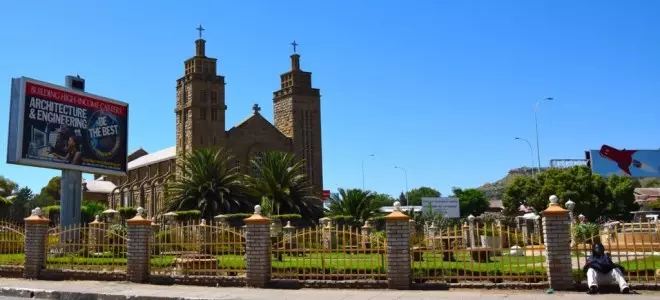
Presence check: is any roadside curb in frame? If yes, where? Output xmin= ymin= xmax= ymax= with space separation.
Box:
xmin=0 ymin=287 xmax=218 ymax=300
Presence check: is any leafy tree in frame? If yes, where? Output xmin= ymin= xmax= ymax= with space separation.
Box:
xmin=246 ymin=151 xmax=321 ymax=221
xmin=40 ymin=176 xmax=61 ymax=202
xmin=502 ymin=166 xmax=639 ymax=222
xmin=397 ymin=192 xmax=407 ymax=204
xmin=0 ymin=176 xmax=17 ymax=197
xmin=9 ymin=187 xmax=33 ymax=222
xmin=166 ymin=148 xmax=245 ymax=220
xmin=372 ymin=192 xmax=395 ymax=207
xmin=452 ymin=187 xmax=489 ymax=218
xmin=325 ymin=188 xmax=381 ymax=223
xmin=406 ymin=186 xmax=441 ymax=206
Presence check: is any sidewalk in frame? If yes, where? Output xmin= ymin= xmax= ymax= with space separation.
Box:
xmin=0 ymin=278 xmax=658 ymax=300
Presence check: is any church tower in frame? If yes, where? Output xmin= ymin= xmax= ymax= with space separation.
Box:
xmin=273 ymin=42 xmax=323 ymax=195
xmin=175 ymin=26 xmax=227 ymax=172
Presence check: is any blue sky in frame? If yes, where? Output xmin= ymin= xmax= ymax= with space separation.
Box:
xmin=1 ymin=0 xmax=659 ymax=198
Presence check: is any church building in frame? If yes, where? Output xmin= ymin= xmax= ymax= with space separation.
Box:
xmin=105 ymin=28 xmax=323 ymax=216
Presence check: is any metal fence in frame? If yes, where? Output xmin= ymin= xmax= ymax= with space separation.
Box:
xmin=0 ymin=220 xmax=25 ymax=267
xmin=45 ymin=223 xmax=127 ymax=272
xmin=150 ymin=221 xmax=246 ymax=276
xmin=271 ymin=223 xmax=387 ymax=280
xmin=411 ymin=223 xmax=547 ymax=283
xmin=573 ymin=221 xmax=660 ymax=285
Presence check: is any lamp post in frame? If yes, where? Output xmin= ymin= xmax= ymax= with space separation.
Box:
xmin=515 ymin=137 xmax=536 ymax=177
xmin=534 ymin=97 xmax=553 ymax=173
xmin=362 ymin=154 xmax=375 ymax=190
xmin=565 ymin=199 xmax=576 ymax=223
xmin=394 ymin=166 xmax=409 ymax=207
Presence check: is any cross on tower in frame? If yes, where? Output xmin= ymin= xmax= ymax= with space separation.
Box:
xmin=196 ymin=25 xmax=205 ymax=39
xmin=291 ymin=40 xmax=298 ymax=53
xmin=252 ymin=104 xmax=261 ymax=114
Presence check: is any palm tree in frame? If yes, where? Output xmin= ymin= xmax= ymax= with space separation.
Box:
xmin=325 ymin=188 xmax=382 ymax=224
xmin=165 ymin=147 xmax=245 ymax=220
xmin=246 ymin=151 xmax=321 ymax=220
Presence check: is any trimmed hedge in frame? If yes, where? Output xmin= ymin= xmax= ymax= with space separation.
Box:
xmin=175 ymin=210 xmax=201 ymax=221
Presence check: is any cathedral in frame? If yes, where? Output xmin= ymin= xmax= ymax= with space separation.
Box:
xmin=104 ymin=29 xmax=323 ymax=216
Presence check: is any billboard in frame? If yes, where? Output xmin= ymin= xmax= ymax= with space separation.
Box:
xmin=421 ymin=197 xmax=460 ymax=218
xmin=588 ymin=144 xmax=660 ymax=178
xmin=7 ymin=77 xmax=128 ymax=176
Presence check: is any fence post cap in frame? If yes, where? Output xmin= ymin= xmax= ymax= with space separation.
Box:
xmin=244 ymin=205 xmax=271 ymax=224
xmin=24 ymin=207 xmax=50 ymax=224
xmin=127 ymin=207 xmax=151 ymax=225
xmin=385 ymin=201 xmax=410 ymax=221
xmin=90 ymin=215 xmax=103 ymax=224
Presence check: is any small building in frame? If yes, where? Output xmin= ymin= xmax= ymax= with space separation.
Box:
xmin=82 ymin=177 xmax=116 ymax=203
xmin=487 ymin=199 xmax=503 ymax=212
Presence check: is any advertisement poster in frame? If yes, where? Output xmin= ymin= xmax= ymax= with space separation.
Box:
xmin=589 ymin=145 xmax=660 ymax=178
xmin=7 ymin=77 xmax=128 ymax=175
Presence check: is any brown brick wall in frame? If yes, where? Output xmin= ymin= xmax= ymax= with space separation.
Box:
xmin=542 ymin=214 xmax=573 ymax=290
xmin=385 ymin=219 xmax=412 ymax=289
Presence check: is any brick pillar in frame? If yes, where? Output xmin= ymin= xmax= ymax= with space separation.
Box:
xmin=24 ymin=208 xmax=49 ymax=279
xmin=542 ymin=195 xmax=573 ymax=290
xmin=88 ymin=215 xmax=106 ymax=253
xmin=126 ymin=207 xmax=151 ymax=283
xmin=385 ymin=201 xmax=411 ymax=289
xmin=244 ymin=205 xmax=271 ymax=288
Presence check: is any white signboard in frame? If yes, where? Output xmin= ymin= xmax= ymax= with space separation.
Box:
xmin=421 ymin=197 xmax=460 ymax=218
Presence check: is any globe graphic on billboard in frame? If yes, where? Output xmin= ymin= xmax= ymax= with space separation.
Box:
xmin=87 ymin=111 xmax=122 ymax=160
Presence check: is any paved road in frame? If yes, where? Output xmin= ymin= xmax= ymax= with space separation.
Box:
xmin=0 ymin=297 xmax=45 ymax=300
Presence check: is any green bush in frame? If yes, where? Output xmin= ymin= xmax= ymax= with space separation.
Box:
xmin=175 ymin=210 xmax=201 ymax=222
xmin=43 ymin=205 xmax=60 ymax=219
xmin=573 ymin=222 xmax=600 ymax=244
xmin=81 ymin=200 xmax=108 ymax=223
xmin=648 ymin=200 xmax=660 ymax=210
xmin=118 ymin=207 xmax=138 ymax=220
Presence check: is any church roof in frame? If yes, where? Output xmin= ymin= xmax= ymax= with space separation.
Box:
xmin=83 ymin=178 xmax=117 ymax=194
xmin=127 ymin=146 xmax=176 ymax=170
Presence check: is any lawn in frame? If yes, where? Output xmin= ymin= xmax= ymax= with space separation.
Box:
xmin=0 ymin=250 xmax=550 ymax=281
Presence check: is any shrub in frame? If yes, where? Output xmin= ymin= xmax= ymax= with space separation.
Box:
xmin=175 ymin=210 xmax=201 ymax=222
xmin=118 ymin=207 xmax=138 ymax=220
xmin=573 ymin=222 xmax=600 ymax=244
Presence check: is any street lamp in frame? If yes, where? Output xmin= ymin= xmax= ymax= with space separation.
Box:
xmin=394 ymin=166 xmax=409 ymax=207
xmin=515 ymin=137 xmax=536 ymax=177
xmin=565 ymin=199 xmax=576 ymax=223
xmin=362 ymin=154 xmax=375 ymax=190
xmin=534 ymin=97 xmax=553 ymax=173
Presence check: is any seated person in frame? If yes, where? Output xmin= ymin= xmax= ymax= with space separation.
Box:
xmin=582 ymin=242 xmax=630 ymax=294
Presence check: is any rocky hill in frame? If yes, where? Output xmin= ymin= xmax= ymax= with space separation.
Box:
xmin=477 ymin=167 xmax=538 ymax=200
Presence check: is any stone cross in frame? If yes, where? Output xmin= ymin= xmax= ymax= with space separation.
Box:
xmin=252 ymin=104 xmax=261 ymax=114
xmin=196 ymin=25 xmax=205 ymax=39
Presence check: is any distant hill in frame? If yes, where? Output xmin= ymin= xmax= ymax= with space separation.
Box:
xmin=477 ymin=167 xmax=660 ymax=200
xmin=477 ymin=167 xmax=539 ymax=200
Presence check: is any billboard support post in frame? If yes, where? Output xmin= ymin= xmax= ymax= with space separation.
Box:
xmin=60 ymin=75 xmax=85 ymax=235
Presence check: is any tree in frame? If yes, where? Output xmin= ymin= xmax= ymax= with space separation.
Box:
xmin=372 ymin=193 xmax=395 ymax=207
xmin=246 ymin=151 xmax=322 ymax=220
xmin=325 ymin=188 xmax=381 ymax=223
xmin=39 ymin=176 xmax=61 ymax=202
xmin=502 ymin=166 xmax=639 ymax=222
xmin=406 ymin=186 xmax=441 ymax=206
xmin=166 ymin=148 xmax=245 ymax=220
xmin=9 ymin=187 xmax=33 ymax=222
xmin=0 ymin=176 xmax=17 ymax=197
xmin=452 ymin=187 xmax=489 ymax=218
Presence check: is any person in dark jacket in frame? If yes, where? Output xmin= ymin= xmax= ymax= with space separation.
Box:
xmin=582 ymin=242 xmax=630 ymax=294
